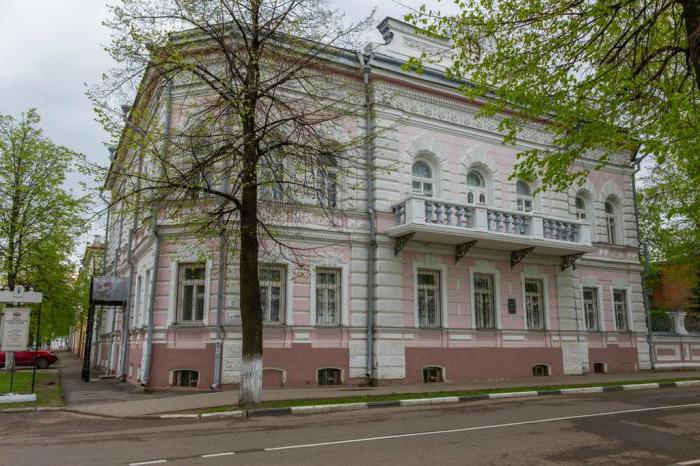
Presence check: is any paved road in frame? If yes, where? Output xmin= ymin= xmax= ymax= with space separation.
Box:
xmin=2 ymin=387 xmax=700 ymax=465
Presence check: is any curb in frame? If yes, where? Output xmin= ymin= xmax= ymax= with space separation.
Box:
xmin=156 ymin=379 xmax=700 ymax=420
xmin=3 ymin=379 xmax=699 ymax=419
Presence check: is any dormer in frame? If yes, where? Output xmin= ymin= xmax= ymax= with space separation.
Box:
xmin=369 ymin=17 xmax=453 ymax=68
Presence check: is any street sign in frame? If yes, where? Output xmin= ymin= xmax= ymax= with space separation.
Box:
xmin=1 ymin=308 xmax=31 ymax=351
xmin=0 ymin=285 xmax=43 ymax=304
xmin=92 ymin=276 xmax=129 ymax=305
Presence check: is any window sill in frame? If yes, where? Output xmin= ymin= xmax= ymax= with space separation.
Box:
xmin=170 ymin=322 xmax=206 ymax=329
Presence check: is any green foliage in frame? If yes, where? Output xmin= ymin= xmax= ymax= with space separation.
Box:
xmin=408 ymin=0 xmax=700 ymax=266
xmin=0 ymin=109 xmax=90 ymax=341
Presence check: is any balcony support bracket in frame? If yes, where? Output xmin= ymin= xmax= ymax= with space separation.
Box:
xmin=455 ymin=240 xmax=478 ymax=264
xmin=561 ymin=252 xmax=586 ymax=271
xmin=394 ymin=233 xmax=415 ymax=256
xmin=510 ymin=247 xmax=535 ymax=269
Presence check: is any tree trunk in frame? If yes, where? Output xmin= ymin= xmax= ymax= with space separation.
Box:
xmin=238 ymin=148 xmax=262 ymax=405
xmin=682 ymin=0 xmax=700 ymax=91
xmin=237 ymin=0 xmax=263 ymax=408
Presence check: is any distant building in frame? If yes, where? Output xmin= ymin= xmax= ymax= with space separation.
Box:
xmin=67 ymin=236 xmax=105 ymax=362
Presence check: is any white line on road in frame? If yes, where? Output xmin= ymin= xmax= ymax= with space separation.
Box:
xmin=201 ymin=452 xmax=235 ymax=458
xmin=129 ymin=460 xmax=167 ymax=466
xmin=264 ymin=402 xmax=700 ymax=452
xmin=676 ymin=460 xmax=700 ymax=466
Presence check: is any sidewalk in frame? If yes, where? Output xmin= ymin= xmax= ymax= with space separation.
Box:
xmin=58 ymin=352 xmax=192 ymax=407
xmin=66 ymin=367 xmax=700 ymax=418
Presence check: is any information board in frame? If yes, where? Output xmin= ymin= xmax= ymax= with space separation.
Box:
xmin=1 ymin=307 xmax=31 ymax=352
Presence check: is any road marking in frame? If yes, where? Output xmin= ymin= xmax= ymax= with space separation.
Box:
xmin=201 ymin=452 xmax=235 ymax=458
xmin=676 ymin=460 xmax=700 ymax=466
xmin=129 ymin=461 xmax=167 ymax=466
xmin=264 ymin=402 xmax=700 ymax=452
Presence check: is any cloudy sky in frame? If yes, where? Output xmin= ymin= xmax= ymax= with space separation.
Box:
xmin=0 ymin=0 xmax=443 ymax=253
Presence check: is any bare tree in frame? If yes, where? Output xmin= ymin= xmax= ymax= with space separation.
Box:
xmin=94 ymin=0 xmax=373 ymax=405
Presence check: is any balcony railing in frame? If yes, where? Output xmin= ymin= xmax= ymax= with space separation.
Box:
xmin=390 ymin=197 xmax=592 ymax=256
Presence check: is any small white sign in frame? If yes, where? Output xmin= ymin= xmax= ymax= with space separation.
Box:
xmin=1 ymin=308 xmax=31 ymax=352
xmin=0 ymin=286 xmax=43 ymax=304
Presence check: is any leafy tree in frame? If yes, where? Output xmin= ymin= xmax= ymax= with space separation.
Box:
xmin=0 ymin=109 xmax=90 ymax=344
xmin=406 ymin=0 xmax=700 ymax=190
xmin=96 ymin=0 xmax=372 ymax=405
xmin=408 ymin=0 xmax=700 ymax=277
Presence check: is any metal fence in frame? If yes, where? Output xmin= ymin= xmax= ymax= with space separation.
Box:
xmin=649 ymin=313 xmax=673 ymax=333
xmin=685 ymin=316 xmax=700 ymax=334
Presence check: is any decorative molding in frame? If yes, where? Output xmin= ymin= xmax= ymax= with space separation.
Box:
xmin=510 ymin=247 xmax=535 ymax=269
xmin=455 ymin=240 xmax=478 ymax=264
xmin=394 ymin=232 xmax=415 ymax=256
xmin=561 ymin=252 xmax=587 ymax=271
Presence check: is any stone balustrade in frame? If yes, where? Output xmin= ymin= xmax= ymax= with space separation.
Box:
xmin=392 ymin=197 xmax=591 ymax=246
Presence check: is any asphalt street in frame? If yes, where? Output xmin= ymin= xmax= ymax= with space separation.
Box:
xmin=2 ymin=387 xmax=700 ymax=465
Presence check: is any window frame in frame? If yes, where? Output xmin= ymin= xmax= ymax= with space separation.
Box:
xmin=416 ymin=269 xmax=442 ymax=328
xmin=582 ymin=286 xmax=601 ymax=332
xmin=466 ymin=169 xmax=488 ymax=205
xmin=259 ymin=265 xmax=286 ymax=325
xmin=314 ymin=267 xmax=342 ymax=327
xmin=612 ymin=288 xmax=630 ymax=332
xmin=411 ymin=160 xmax=435 ymax=197
xmin=516 ymin=180 xmax=533 ymax=212
xmin=575 ymin=196 xmax=587 ymax=220
xmin=524 ymin=278 xmax=546 ymax=330
xmin=176 ymin=262 xmax=207 ymax=324
xmin=604 ymin=200 xmax=617 ymax=244
xmin=473 ymin=272 xmax=497 ymax=329
xmin=172 ymin=369 xmax=199 ymax=388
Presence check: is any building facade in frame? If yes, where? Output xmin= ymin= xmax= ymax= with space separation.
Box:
xmin=98 ymin=18 xmax=650 ymax=390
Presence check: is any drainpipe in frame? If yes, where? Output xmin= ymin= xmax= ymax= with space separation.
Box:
xmin=358 ymin=51 xmax=377 ymax=382
xmin=118 ymin=118 xmax=146 ymax=380
xmin=212 ymin=230 xmax=228 ymax=389
xmin=631 ymin=150 xmax=655 ymax=368
xmin=143 ymin=78 xmax=173 ymax=387
xmin=106 ymin=207 xmax=124 ymax=373
xmin=141 ymin=219 xmax=160 ymax=387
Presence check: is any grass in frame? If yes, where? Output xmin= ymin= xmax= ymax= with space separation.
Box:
xmin=0 ymin=369 xmax=64 ymax=409
xmin=188 ymin=376 xmax=700 ymax=415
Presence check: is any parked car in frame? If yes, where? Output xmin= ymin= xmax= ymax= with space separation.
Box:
xmin=0 ymin=349 xmax=58 ymax=369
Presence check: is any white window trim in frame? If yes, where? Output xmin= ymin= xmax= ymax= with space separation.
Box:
xmin=412 ymin=263 xmax=449 ymax=328
xmin=309 ymin=264 xmax=349 ymax=327
xmin=259 ymin=264 xmax=287 ymax=326
xmin=580 ymin=285 xmax=605 ymax=332
xmin=411 ymin=158 xmax=438 ymax=198
xmin=168 ymin=257 xmax=212 ymax=326
xmin=470 ymin=263 xmax=501 ymax=330
xmin=521 ymin=274 xmax=550 ymax=330
xmin=610 ymin=286 xmax=633 ymax=332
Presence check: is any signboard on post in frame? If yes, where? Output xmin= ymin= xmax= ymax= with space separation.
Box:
xmin=92 ymin=276 xmax=129 ymax=305
xmin=1 ymin=308 xmax=31 ymax=352
xmin=0 ymin=285 xmax=43 ymax=304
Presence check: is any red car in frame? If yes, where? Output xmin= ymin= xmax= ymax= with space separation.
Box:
xmin=0 ymin=350 xmax=58 ymax=369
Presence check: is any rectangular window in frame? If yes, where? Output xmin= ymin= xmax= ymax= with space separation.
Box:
xmin=474 ymin=273 xmax=496 ymax=329
xmin=317 ymin=172 xmax=337 ymax=208
xmin=525 ymin=279 xmax=545 ymax=330
xmin=134 ymin=276 xmax=142 ymax=328
xmin=260 ymin=164 xmax=283 ymax=201
xmin=316 ymin=268 xmax=341 ymax=326
xmin=417 ymin=269 xmax=441 ymax=327
xmin=583 ymin=287 xmax=599 ymax=331
xmin=260 ymin=266 xmax=285 ymax=324
xmin=142 ymin=269 xmax=151 ymax=327
xmin=177 ymin=263 xmax=206 ymax=323
xmin=613 ymin=289 xmax=628 ymax=331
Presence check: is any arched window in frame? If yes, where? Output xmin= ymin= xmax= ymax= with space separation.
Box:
xmin=516 ymin=180 xmax=533 ymax=212
xmin=575 ymin=196 xmax=587 ymax=220
xmin=412 ymin=161 xmax=433 ymax=197
xmin=466 ymin=170 xmax=487 ymax=204
xmin=605 ymin=201 xmax=617 ymax=243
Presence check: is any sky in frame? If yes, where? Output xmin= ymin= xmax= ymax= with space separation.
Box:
xmin=0 ymin=0 xmax=440 ymax=256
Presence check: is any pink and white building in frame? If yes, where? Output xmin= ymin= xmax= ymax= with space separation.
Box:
xmin=96 ymin=18 xmax=651 ymax=390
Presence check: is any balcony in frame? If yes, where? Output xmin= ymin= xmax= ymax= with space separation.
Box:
xmin=389 ymin=197 xmax=593 ymax=267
